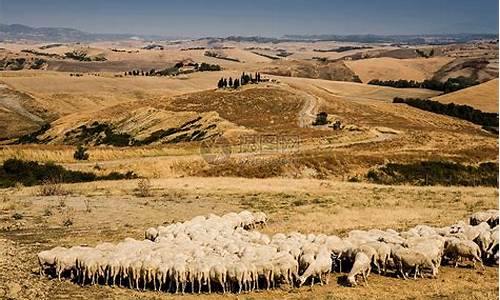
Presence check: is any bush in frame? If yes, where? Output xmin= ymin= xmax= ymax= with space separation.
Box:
xmin=136 ymin=178 xmax=152 ymax=197
xmin=198 ymin=63 xmax=221 ymax=72
xmin=313 ymin=112 xmax=329 ymax=126
xmin=37 ymin=178 xmax=68 ymax=196
xmin=62 ymin=217 xmax=74 ymax=227
xmin=73 ymin=145 xmax=90 ymax=160
xmin=12 ymin=212 xmax=23 ymax=220
xmin=366 ymin=161 xmax=498 ymax=187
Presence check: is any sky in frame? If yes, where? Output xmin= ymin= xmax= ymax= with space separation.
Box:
xmin=0 ymin=0 xmax=498 ymax=37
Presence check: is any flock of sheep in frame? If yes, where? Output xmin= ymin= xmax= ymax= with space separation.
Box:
xmin=38 ymin=209 xmax=499 ymax=294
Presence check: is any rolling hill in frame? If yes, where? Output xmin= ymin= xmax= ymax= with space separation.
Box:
xmin=431 ymin=78 xmax=499 ymax=113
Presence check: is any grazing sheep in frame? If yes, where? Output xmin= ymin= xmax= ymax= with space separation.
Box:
xmin=392 ymin=246 xmax=436 ymax=279
xmin=37 ymin=209 xmax=496 ymax=294
xmin=38 ymin=246 xmax=67 ymax=276
xmin=297 ymin=249 xmax=332 ymax=287
xmin=444 ymin=239 xmax=484 ymax=269
xmin=346 ymin=252 xmax=371 ymax=286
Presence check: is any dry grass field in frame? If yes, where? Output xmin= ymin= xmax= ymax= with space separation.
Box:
xmin=345 ymin=57 xmax=454 ymax=83
xmin=0 ymin=37 xmax=498 ymax=299
xmin=432 ymin=79 xmax=499 ymax=112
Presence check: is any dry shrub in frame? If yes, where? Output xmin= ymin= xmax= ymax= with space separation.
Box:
xmin=37 ymin=178 xmax=69 ymax=196
xmin=83 ymin=199 xmax=92 ymax=213
xmin=136 ymin=178 xmax=153 ymax=197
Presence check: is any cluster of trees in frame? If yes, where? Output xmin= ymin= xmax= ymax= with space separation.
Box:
xmin=393 ymin=97 xmax=499 ymax=127
xmin=198 ymin=62 xmax=222 ymax=72
xmin=126 ymin=69 xmax=158 ymax=76
xmin=124 ymin=62 xmax=222 ymax=77
xmin=217 ymin=72 xmax=262 ymax=89
xmin=369 ymin=76 xmax=479 ymax=93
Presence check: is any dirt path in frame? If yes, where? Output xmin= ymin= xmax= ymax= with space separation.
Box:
xmin=282 ymin=82 xmax=323 ymax=128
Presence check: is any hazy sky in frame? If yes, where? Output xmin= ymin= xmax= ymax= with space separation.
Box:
xmin=0 ymin=0 xmax=498 ymax=37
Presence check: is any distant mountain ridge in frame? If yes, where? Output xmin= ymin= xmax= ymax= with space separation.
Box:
xmin=0 ymin=23 xmax=498 ymax=44
xmin=0 ymin=23 xmax=182 ymax=42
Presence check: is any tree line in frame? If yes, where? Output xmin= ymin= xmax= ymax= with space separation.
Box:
xmin=393 ymin=97 xmax=499 ymax=127
xmin=369 ymin=76 xmax=479 ymax=94
xmin=366 ymin=161 xmax=498 ymax=187
xmin=218 ymin=72 xmax=262 ymax=89
xmin=124 ymin=62 xmax=221 ymax=77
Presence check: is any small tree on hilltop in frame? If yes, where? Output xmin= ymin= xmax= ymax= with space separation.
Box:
xmin=74 ymin=145 xmax=90 ymax=161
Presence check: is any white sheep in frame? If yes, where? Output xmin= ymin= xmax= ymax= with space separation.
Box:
xmin=445 ymin=239 xmax=484 ymax=269
xmin=346 ymin=252 xmax=371 ymax=286
xmin=297 ymin=249 xmax=331 ymax=287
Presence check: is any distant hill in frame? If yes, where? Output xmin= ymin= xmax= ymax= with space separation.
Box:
xmin=282 ymin=33 xmax=499 ymax=45
xmin=0 ymin=23 xmax=182 ymax=42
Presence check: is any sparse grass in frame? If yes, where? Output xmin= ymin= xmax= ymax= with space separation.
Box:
xmin=58 ymin=196 xmax=67 ymax=209
xmin=62 ymin=217 xmax=73 ymax=227
xmin=37 ymin=179 xmax=69 ymax=196
xmin=43 ymin=206 xmax=53 ymax=216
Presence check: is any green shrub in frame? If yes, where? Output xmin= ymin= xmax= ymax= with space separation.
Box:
xmin=366 ymin=161 xmax=498 ymax=187
xmin=313 ymin=112 xmax=329 ymax=126
xmin=0 ymin=159 xmax=137 ymax=188
xmin=198 ymin=62 xmax=222 ymax=72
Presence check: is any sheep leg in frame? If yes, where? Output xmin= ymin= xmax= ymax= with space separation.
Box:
xmin=400 ymin=267 xmax=407 ymax=280
xmin=414 ymin=266 xmax=418 ymax=280
xmin=362 ymin=271 xmax=369 ymax=286
xmin=81 ymin=271 xmax=86 ymax=286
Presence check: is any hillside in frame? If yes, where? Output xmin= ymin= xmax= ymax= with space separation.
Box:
xmin=344 ymin=57 xmax=453 ymax=82
xmin=431 ymin=78 xmax=499 ymax=113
